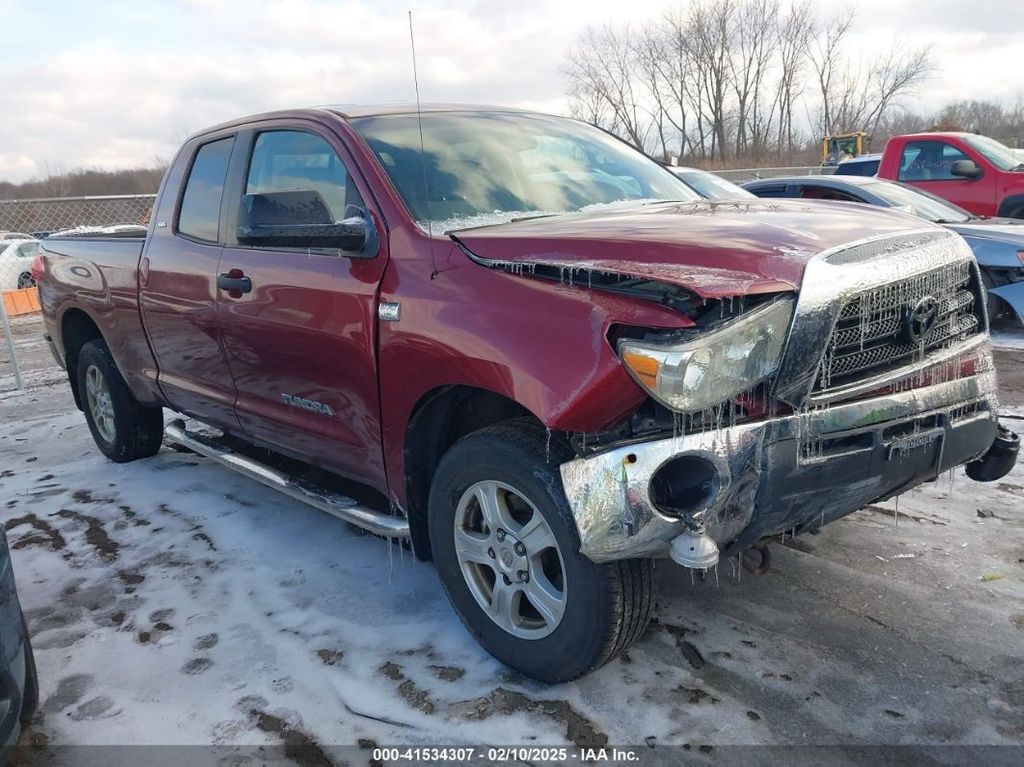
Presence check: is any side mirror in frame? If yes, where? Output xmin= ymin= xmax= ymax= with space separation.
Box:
xmin=950 ymin=159 xmax=982 ymax=180
xmin=237 ymin=190 xmax=377 ymax=257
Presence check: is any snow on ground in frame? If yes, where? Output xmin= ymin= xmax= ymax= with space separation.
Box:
xmin=0 ymin=330 xmax=1022 ymax=761
xmin=992 ymin=330 xmax=1024 ymax=352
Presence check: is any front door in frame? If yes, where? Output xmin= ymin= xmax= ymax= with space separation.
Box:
xmin=140 ymin=133 xmax=242 ymax=431
xmin=897 ymin=139 xmax=994 ymax=216
xmin=216 ymin=124 xmax=389 ymax=486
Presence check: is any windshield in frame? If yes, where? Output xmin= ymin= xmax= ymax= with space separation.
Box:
xmin=673 ymin=168 xmax=755 ymax=200
xmin=866 ymin=180 xmax=972 ymax=223
xmin=961 ymin=134 xmax=1022 ymax=171
xmin=350 ymin=112 xmax=699 ymax=231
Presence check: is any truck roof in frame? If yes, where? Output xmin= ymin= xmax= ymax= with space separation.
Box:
xmin=889 ymin=131 xmax=977 ymax=141
xmin=193 ymin=103 xmax=550 ymax=139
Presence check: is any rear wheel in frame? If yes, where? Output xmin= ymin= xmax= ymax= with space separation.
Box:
xmin=77 ymin=339 xmax=164 ymax=462
xmin=16 ymin=272 xmax=34 ymax=289
xmin=428 ymin=421 xmax=654 ymax=683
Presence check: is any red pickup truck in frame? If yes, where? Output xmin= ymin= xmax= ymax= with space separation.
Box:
xmin=36 ymin=106 xmax=1018 ymax=682
xmin=876 ymin=132 xmax=1024 ymax=218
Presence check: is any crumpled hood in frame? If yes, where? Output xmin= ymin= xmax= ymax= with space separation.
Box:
xmin=451 ymin=199 xmax=939 ymax=298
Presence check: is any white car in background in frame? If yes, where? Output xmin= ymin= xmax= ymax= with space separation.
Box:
xmin=0 ymin=239 xmax=41 ymax=290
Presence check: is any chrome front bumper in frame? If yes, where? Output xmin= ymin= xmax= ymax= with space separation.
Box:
xmin=560 ymin=346 xmax=1001 ymax=563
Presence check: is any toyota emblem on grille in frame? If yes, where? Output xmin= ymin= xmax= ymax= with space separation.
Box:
xmin=901 ymin=295 xmax=940 ymax=343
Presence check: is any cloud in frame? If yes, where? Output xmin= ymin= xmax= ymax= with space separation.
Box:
xmin=0 ymin=0 xmax=1020 ymax=183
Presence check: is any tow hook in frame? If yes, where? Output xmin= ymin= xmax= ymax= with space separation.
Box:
xmin=965 ymin=425 xmax=1020 ymax=482
xmin=669 ymin=525 xmax=720 ymax=569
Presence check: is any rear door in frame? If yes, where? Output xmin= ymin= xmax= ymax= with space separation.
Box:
xmin=216 ymin=121 xmax=390 ymax=485
xmin=140 ymin=133 xmax=242 ymax=430
xmin=896 ymin=139 xmax=995 ymax=215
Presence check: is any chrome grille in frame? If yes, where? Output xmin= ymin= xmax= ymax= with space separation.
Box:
xmin=815 ymin=260 xmax=982 ymax=391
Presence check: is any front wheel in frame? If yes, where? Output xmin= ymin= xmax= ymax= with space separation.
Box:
xmin=77 ymin=339 xmax=164 ymax=462
xmin=428 ymin=421 xmax=654 ymax=683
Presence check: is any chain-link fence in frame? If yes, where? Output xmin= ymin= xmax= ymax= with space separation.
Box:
xmin=0 ymin=194 xmax=155 ymax=292
xmin=0 ymin=194 xmax=155 ymax=392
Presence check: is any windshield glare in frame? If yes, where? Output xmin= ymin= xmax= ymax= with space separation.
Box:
xmin=867 ymin=180 xmax=971 ymax=223
xmin=675 ymin=169 xmax=755 ymax=200
xmin=962 ymin=134 xmax=1022 ymax=171
xmin=351 ymin=112 xmax=699 ymax=231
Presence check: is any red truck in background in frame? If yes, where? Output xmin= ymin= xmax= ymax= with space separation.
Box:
xmin=876 ymin=132 xmax=1024 ymax=218
xmin=35 ymin=106 xmax=1019 ymax=683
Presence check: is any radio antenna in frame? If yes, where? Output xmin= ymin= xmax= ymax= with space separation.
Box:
xmin=408 ymin=10 xmax=438 ymax=280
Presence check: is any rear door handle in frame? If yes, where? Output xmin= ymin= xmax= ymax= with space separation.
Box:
xmin=217 ymin=269 xmax=252 ymax=296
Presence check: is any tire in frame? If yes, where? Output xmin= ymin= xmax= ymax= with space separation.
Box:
xmin=16 ymin=272 xmax=35 ymax=289
xmin=428 ymin=420 xmax=654 ymax=683
xmin=77 ymin=339 xmax=164 ymax=462
xmin=981 ymin=270 xmax=1008 ymax=325
xmin=19 ymin=615 xmax=38 ymax=724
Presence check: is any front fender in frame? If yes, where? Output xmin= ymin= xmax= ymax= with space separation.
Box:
xmin=989 ymin=280 xmax=1024 ymax=324
xmin=378 ymin=239 xmax=696 ymax=506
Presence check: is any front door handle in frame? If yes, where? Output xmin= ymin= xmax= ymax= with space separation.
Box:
xmin=217 ymin=269 xmax=252 ymax=296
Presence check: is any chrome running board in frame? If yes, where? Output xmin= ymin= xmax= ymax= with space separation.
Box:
xmin=165 ymin=419 xmax=409 ymax=539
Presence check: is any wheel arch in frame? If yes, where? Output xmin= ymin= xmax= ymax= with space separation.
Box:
xmin=60 ymin=307 xmax=104 ymax=411
xmin=996 ymin=194 xmax=1024 ymax=219
xmin=403 ymin=384 xmax=543 ymax=560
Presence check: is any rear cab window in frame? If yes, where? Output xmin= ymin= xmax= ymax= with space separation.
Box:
xmin=177 ymin=137 xmax=235 ymax=242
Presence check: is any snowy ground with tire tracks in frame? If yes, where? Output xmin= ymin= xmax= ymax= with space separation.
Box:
xmin=0 ymin=319 xmax=1022 ymax=761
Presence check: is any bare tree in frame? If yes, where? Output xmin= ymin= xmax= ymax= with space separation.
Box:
xmin=562 ymin=0 xmax=934 ymax=166
xmin=809 ymin=15 xmax=853 ymax=137
xmin=811 ymin=12 xmax=931 ymax=138
xmin=729 ymin=0 xmax=779 ymax=159
xmin=773 ymin=0 xmax=815 ymax=162
xmin=564 ymin=25 xmax=654 ymax=152
xmin=687 ymin=0 xmax=735 ymax=161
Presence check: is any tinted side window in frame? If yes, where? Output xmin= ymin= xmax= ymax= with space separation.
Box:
xmin=751 ymin=184 xmax=788 ymax=198
xmin=178 ymin=137 xmax=234 ymax=242
xmin=898 ymin=141 xmax=969 ymax=182
xmin=245 ymin=131 xmax=362 ymax=222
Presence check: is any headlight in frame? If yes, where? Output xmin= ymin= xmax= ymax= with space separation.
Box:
xmin=617 ymin=297 xmax=794 ymax=413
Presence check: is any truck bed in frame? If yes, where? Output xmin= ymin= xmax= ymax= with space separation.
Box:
xmin=38 ymin=234 xmax=160 ymax=405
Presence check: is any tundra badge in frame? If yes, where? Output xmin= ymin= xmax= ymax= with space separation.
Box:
xmin=281 ymin=394 xmax=334 ymax=416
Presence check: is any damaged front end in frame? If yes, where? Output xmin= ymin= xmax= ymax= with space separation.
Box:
xmin=556 ymin=230 xmax=1019 ymax=567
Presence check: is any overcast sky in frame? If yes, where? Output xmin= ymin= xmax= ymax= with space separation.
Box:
xmin=1 ymin=0 xmax=1023 ymax=183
